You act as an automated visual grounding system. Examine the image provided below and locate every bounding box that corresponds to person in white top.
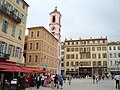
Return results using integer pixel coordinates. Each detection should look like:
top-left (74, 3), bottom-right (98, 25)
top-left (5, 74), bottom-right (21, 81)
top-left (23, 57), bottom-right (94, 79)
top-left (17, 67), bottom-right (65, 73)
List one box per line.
top-left (96, 75), bottom-right (98, 84)
top-left (68, 74), bottom-right (72, 85)
top-left (41, 75), bottom-right (45, 86)
top-left (114, 75), bottom-right (120, 89)
top-left (51, 74), bottom-right (55, 89)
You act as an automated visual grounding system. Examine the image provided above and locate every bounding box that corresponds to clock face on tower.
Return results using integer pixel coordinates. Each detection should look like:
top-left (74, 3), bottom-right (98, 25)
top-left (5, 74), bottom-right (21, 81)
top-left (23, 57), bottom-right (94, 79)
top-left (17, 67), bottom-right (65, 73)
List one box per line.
top-left (52, 27), bottom-right (55, 31)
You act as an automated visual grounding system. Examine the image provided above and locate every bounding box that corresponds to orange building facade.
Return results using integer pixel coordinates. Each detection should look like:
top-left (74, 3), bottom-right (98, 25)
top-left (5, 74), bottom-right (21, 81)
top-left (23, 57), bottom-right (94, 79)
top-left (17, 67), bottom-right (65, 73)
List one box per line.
top-left (25, 26), bottom-right (59, 74)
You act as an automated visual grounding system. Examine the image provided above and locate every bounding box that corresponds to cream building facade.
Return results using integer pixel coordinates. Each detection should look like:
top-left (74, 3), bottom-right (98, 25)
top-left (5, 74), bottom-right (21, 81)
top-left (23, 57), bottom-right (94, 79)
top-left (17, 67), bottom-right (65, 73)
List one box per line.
top-left (108, 42), bottom-right (120, 74)
top-left (63, 37), bottom-right (108, 77)
top-left (0, 0), bottom-right (29, 64)
top-left (26, 26), bottom-right (59, 74)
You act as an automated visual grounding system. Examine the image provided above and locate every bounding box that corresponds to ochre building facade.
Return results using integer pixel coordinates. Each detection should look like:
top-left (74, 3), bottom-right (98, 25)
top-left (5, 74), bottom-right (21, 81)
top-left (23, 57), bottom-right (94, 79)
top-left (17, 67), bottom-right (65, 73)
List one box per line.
top-left (25, 26), bottom-right (59, 74)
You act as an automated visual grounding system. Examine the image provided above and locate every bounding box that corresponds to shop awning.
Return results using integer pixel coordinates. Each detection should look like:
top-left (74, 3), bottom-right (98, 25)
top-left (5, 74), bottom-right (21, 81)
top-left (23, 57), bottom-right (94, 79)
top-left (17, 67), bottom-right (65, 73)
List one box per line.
top-left (0, 61), bottom-right (50, 73)
top-left (38, 70), bottom-right (50, 73)
top-left (0, 64), bottom-right (12, 70)
top-left (22, 67), bottom-right (50, 73)
top-left (0, 61), bottom-right (16, 66)
top-left (21, 67), bottom-right (37, 73)
top-left (0, 61), bottom-right (31, 73)
top-left (23, 67), bottom-right (40, 72)
top-left (1, 66), bottom-right (25, 72)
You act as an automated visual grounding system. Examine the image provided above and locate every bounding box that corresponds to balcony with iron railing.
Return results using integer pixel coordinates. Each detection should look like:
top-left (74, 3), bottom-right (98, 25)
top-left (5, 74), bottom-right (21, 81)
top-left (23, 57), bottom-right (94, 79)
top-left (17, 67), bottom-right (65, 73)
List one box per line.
top-left (0, 52), bottom-right (10, 60)
top-left (0, 4), bottom-right (21, 23)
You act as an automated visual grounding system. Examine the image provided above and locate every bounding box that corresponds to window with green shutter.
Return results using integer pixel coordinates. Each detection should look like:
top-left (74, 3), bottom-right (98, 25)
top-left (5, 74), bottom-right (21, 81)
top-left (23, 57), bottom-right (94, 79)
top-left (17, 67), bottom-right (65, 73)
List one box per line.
top-left (16, 0), bottom-right (20, 4)
top-left (18, 30), bottom-right (22, 40)
top-left (11, 25), bottom-right (16, 37)
top-left (2, 19), bottom-right (8, 33)
top-left (22, 2), bottom-right (26, 9)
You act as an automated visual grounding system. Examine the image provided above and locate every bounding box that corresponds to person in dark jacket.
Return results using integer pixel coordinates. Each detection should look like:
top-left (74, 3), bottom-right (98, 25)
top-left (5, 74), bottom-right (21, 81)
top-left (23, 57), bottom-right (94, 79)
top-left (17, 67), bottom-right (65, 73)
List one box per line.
top-left (93, 74), bottom-right (95, 84)
top-left (36, 75), bottom-right (41, 89)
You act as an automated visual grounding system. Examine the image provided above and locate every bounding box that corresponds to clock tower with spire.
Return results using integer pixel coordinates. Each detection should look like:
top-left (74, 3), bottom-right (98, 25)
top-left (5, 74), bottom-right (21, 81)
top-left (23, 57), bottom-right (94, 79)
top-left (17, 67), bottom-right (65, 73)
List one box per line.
top-left (49, 6), bottom-right (61, 41)
top-left (49, 7), bottom-right (62, 74)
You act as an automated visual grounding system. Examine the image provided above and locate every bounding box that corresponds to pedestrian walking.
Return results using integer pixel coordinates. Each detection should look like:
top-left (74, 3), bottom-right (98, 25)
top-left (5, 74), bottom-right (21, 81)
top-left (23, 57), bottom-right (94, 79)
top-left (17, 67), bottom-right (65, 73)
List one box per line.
top-left (68, 74), bottom-right (72, 85)
top-left (28, 74), bottom-right (32, 87)
top-left (36, 75), bottom-right (41, 89)
top-left (41, 75), bottom-right (45, 86)
top-left (51, 79), bottom-right (54, 89)
top-left (93, 74), bottom-right (95, 84)
top-left (54, 74), bottom-right (59, 89)
top-left (59, 74), bottom-right (63, 89)
top-left (98, 75), bottom-right (101, 81)
top-left (51, 74), bottom-right (55, 89)
top-left (46, 75), bottom-right (50, 87)
top-left (96, 75), bottom-right (98, 84)
top-left (63, 75), bottom-right (66, 83)
top-left (114, 75), bottom-right (120, 89)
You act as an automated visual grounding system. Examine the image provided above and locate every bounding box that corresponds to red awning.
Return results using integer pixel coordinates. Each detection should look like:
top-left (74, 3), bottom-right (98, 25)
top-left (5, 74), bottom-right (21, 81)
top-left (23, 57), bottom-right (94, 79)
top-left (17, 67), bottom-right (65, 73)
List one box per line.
top-left (38, 70), bottom-right (50, 73)
top-left (0, 61), bottom-right (50, 73)
top-left (0, 62), bottom-right (30, 73)
top-left (1, 66), bottom-right (24, 72)
top-left (0, 61), bottom-right (24, 72)
top-left (22, 67), bottom-right (50, 73)
top-left (21, 67), bottom-right (34, 73)
top-left (23, 67), bottom-right (40, 72)
top-left (0, 64), bottom-right (12, 70)
top-left (0, 61), bottom-right (16, 66)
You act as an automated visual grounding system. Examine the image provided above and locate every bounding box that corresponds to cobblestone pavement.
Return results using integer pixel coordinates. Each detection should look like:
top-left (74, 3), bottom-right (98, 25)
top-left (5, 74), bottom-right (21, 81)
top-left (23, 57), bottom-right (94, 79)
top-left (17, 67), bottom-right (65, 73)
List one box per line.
top-left (26, 78), bottom-right (117, 90)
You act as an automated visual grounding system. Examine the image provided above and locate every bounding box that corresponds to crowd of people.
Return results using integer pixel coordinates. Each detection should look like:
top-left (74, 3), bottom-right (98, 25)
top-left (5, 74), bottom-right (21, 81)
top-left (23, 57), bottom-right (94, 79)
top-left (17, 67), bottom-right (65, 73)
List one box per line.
top-left (92, 74), bottom-right (111, 84)
top-left (25, 73), bottom-right (73, 89)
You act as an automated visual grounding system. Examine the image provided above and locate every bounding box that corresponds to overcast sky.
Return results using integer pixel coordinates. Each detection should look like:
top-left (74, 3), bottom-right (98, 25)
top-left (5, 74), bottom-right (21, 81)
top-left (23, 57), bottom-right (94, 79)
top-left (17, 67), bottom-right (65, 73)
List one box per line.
top-left (25, 0), bottom-right (120, 42)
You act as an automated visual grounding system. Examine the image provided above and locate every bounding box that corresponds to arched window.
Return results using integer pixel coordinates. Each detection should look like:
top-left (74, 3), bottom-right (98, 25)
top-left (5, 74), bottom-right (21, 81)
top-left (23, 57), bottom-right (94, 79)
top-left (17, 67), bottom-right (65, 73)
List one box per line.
top-left (52, 16), bottom-right (56, 23)
top-left (37, 31), bottom-right (40, 37)
top-left (36, 43), bottom-right (39, 49)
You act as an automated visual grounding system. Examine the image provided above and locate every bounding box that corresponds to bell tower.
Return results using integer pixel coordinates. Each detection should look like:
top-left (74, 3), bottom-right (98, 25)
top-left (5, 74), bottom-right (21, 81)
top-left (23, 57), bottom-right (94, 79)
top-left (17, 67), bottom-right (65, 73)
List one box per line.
top-left (49, 7), bottom-right (62, 74)
top-left (49, 6), bottom-right (61, 40)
